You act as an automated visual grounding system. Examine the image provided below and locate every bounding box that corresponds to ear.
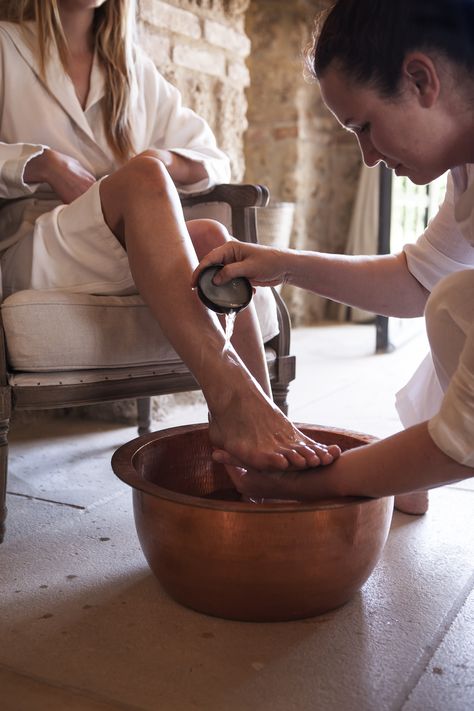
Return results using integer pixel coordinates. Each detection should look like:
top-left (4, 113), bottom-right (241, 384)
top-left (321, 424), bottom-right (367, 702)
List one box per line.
top-left (402, 52), bottom-right (440, 108)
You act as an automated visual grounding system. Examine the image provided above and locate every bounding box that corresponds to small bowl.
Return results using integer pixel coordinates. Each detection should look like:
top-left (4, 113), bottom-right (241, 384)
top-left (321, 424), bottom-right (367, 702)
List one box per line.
top-left (197, 264), bottom-right (252, 314)
top-left (112, 423), bottom-right (393, 621)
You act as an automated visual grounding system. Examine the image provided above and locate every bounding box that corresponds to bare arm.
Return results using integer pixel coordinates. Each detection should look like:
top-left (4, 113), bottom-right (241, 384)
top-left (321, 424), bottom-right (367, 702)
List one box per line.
top-left (193, 241), bottom-right (430, 319)
top-left (24, 147), bottom-right (208, 203)
top-left (286, 249), bottom-right (429, 318)
top-left (153, 149), bottom-right (208, 187)
top-left (23, 148), bottom-right (96, 203)
top-left (227, 423), bottom-right (473, 501)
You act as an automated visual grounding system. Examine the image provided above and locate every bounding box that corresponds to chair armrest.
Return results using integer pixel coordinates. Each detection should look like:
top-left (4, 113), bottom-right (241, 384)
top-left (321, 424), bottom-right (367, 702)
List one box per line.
top-left (181, 183), bottom-right (270, 209)
top-left (181, 183), bottom-right (270, 244)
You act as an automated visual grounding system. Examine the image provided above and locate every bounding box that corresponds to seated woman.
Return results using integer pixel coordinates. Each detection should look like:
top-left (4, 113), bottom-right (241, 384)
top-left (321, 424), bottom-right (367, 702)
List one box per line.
top-left (0, 0), bottom-right (339, 471)
top-left (194, 0), bottom-right (474, 506)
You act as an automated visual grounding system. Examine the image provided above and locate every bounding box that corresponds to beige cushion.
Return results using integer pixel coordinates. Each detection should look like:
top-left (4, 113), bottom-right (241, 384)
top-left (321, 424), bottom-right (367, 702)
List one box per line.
top-left (1, 288), bottom-right (279, 372)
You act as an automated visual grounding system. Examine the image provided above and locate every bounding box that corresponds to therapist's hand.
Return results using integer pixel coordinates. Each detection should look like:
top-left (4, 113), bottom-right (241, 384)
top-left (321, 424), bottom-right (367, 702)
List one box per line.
top-left (192, 239), bottom-right (291, 289)
top-left (24, 148), bottom-right (96, 204)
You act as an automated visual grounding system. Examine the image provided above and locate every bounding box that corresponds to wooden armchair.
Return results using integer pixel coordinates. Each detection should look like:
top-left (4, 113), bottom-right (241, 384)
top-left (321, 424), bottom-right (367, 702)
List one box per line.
top-left (0, 184), bottom-right (296, 541)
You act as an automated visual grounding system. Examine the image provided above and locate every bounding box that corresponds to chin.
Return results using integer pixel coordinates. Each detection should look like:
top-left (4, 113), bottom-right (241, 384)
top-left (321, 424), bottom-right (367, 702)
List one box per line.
top-left (404, 169), bottom-right (444, 186)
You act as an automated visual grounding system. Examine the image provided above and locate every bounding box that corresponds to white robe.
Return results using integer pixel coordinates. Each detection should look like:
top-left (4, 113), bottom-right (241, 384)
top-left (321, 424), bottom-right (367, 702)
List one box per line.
top-left (0, 21), bottom-right (279, 344)
top-left (0, 20), bottom-right (230, 262)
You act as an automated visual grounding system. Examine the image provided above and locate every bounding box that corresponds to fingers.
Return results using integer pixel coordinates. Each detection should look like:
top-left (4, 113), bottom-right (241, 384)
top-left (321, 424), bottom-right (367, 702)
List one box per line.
top-left (191, 243), bottom-right (239, 286)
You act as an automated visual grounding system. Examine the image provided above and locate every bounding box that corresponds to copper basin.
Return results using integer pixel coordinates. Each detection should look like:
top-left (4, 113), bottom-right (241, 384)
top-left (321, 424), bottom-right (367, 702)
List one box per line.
top-left (112, 423), bottom-right (393, 622)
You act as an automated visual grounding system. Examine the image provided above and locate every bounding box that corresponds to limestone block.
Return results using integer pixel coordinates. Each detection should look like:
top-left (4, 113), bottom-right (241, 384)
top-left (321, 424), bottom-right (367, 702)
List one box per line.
top-left (204, 19), bottom-right (250, 56)
top-left (173, 43), bottom-right (226, 77)
top-left (227, 60), bottom-right (250, 87)
top-left (141, 0), bottom-right (201, 39)
top-left (139, 30), bottom-right (171, 69)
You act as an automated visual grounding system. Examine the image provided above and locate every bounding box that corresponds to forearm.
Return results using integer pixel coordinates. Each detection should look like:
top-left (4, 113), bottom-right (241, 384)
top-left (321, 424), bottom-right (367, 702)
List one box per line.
top-left (329, 423), bottom-right (472, 498)
top-left (285, 249), bottom-right (429, 318)
top-left (155, 149), bottom-right (208, 186)
top-left (248, 423), bottom-right (473, 501)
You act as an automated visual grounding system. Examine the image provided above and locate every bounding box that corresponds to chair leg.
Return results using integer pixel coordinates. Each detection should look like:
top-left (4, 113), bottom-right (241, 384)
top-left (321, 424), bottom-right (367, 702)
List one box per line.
top-left (271, 383), bottom-right (290, 416)
top-left (271, 353), bottom-right (296, 416)
top-left (0, 417), bottom-right (10, 543)
top-left (137, 397), bottom-right (152, 435)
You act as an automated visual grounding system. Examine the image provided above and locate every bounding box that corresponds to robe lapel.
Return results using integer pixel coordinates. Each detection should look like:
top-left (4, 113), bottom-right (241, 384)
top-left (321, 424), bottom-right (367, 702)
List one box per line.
top-left (3, 21), bottom-right (105, 145)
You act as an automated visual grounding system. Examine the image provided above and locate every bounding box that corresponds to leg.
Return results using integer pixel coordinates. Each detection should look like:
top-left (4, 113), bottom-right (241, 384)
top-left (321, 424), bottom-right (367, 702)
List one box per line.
top-left (98, 153), bottom-right (338, 471)
top-left (396, 270), bottom-right (474, 515)
top-left (137, 397), bottom-right (152, 436)
top-left (186, 218), bottom-right (271, 394)
top-left (0, 416), bottom-right (10, 543)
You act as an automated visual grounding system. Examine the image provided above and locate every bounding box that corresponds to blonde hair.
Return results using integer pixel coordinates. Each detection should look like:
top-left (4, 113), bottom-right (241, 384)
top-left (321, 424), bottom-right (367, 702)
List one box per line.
top-left (0, 0), bottom-right (136, 161)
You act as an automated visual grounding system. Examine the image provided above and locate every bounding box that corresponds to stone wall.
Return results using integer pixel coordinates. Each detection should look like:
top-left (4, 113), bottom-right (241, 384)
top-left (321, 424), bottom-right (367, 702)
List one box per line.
top-left (138, 0), bottom-right (251, 180)
top-left (244, 0), bottom-right (362, 324)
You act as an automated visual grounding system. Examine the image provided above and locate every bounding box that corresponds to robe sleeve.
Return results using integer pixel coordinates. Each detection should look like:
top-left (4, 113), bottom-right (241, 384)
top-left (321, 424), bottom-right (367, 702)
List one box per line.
top-left (138, 53), bottom-right (231, 193)
top-left (0, 141), bottom-right (47, 198)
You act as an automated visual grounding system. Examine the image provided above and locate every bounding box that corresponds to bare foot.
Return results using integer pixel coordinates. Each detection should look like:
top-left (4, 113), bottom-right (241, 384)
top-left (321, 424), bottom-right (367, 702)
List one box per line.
top-left (207, 384), bottom-right (340, 472)
top-left (394, 491), bottom-right (429, 515)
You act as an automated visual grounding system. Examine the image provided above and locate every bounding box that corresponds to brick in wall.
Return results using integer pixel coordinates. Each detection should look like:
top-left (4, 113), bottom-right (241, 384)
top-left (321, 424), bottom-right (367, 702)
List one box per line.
top-left (141, 0), bottom-right (201, 40)
top-left (227, 60), bottom-right (250, 87)
top-left (204, 19), bottom-right (250, 57)
top-left (139, 30), bottom-right (171, 69)
top-left (172, 43), bottom-right (226, 78)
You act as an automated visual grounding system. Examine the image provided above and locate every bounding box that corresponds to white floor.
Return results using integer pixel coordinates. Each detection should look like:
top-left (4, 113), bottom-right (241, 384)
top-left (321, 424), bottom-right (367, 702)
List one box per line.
top-left (1, 323), bottom-right (473, 711)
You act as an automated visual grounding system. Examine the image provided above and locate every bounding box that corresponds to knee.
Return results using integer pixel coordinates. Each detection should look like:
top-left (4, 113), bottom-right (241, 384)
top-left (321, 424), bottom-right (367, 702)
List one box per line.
top-left (124, 151), bottom-right (172, 196)
top-left (425, 270), bottom-right (472, 337)
top-left (107, 151), bottom-right (173, 206)
top-left (187, 218), bottom-right (232, 258)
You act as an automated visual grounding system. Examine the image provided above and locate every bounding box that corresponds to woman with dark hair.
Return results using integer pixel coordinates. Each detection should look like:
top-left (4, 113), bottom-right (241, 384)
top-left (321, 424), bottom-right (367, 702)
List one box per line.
top-left (194, 0), bottom-right (474, 511)
top-left (0, 0), bottom-right (337, 472)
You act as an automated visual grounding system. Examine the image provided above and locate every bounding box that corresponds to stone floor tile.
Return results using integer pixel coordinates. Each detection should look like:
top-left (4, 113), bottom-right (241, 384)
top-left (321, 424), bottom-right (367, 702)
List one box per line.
top-left (0, 666), bottom-right (135, 711)
top-left (402, 585), bottom-right (474, 711)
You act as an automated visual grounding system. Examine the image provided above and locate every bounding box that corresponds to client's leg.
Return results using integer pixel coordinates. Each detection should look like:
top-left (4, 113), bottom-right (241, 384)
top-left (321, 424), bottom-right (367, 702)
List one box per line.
top-left (99, 152), bottom-right (339, 471)
top-left (186, 218), bottom-right (271, 393)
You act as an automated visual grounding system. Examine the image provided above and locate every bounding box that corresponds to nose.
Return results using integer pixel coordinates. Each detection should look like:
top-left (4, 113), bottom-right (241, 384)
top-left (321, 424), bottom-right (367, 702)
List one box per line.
top-left (357, 135), bottom-right (383, 168)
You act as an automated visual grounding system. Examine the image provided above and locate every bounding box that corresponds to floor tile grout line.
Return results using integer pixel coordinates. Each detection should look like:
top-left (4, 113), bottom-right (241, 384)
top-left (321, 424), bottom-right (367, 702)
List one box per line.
top-left (6, 491), bottom-right (86, 510)
top-left (394, 567), bottom-right (474, 711)
top-left (0, 662), bottom-right (143, 711)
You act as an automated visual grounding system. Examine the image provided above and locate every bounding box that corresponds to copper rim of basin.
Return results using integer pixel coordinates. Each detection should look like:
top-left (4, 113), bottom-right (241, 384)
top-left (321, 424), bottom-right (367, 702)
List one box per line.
top-left (112, 422), bottom-right (378, 512)
top-left (111, 422), bottom-right (394, 621)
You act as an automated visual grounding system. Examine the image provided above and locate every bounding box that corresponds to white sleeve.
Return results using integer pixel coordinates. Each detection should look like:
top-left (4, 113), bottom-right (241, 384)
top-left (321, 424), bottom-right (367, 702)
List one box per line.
top-left (403, 173), bottom-right (474, 292)
top-left (140, 55), bottom-right (230, 193)
top-left (0, 142), bottom-right (46, 198)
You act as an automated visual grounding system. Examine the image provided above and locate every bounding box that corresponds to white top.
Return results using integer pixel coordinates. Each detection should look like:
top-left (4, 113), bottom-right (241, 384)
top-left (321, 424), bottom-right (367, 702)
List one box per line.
top-left (0, 21), bottom-right (231, 253)
top-left (401, 165), bottom-right (474, 466)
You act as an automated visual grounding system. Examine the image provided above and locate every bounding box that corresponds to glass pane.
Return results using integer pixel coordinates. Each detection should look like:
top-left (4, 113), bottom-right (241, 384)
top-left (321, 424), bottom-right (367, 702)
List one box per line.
top-left (390, 173), bottom-right (448, 253)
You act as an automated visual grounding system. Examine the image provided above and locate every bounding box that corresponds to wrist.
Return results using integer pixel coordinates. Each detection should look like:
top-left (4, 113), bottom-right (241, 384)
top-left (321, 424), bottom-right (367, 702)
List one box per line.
top-left (24, 148), bottom-right (52, 184)
top-left (285, 249), bottom-right (304, 286)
